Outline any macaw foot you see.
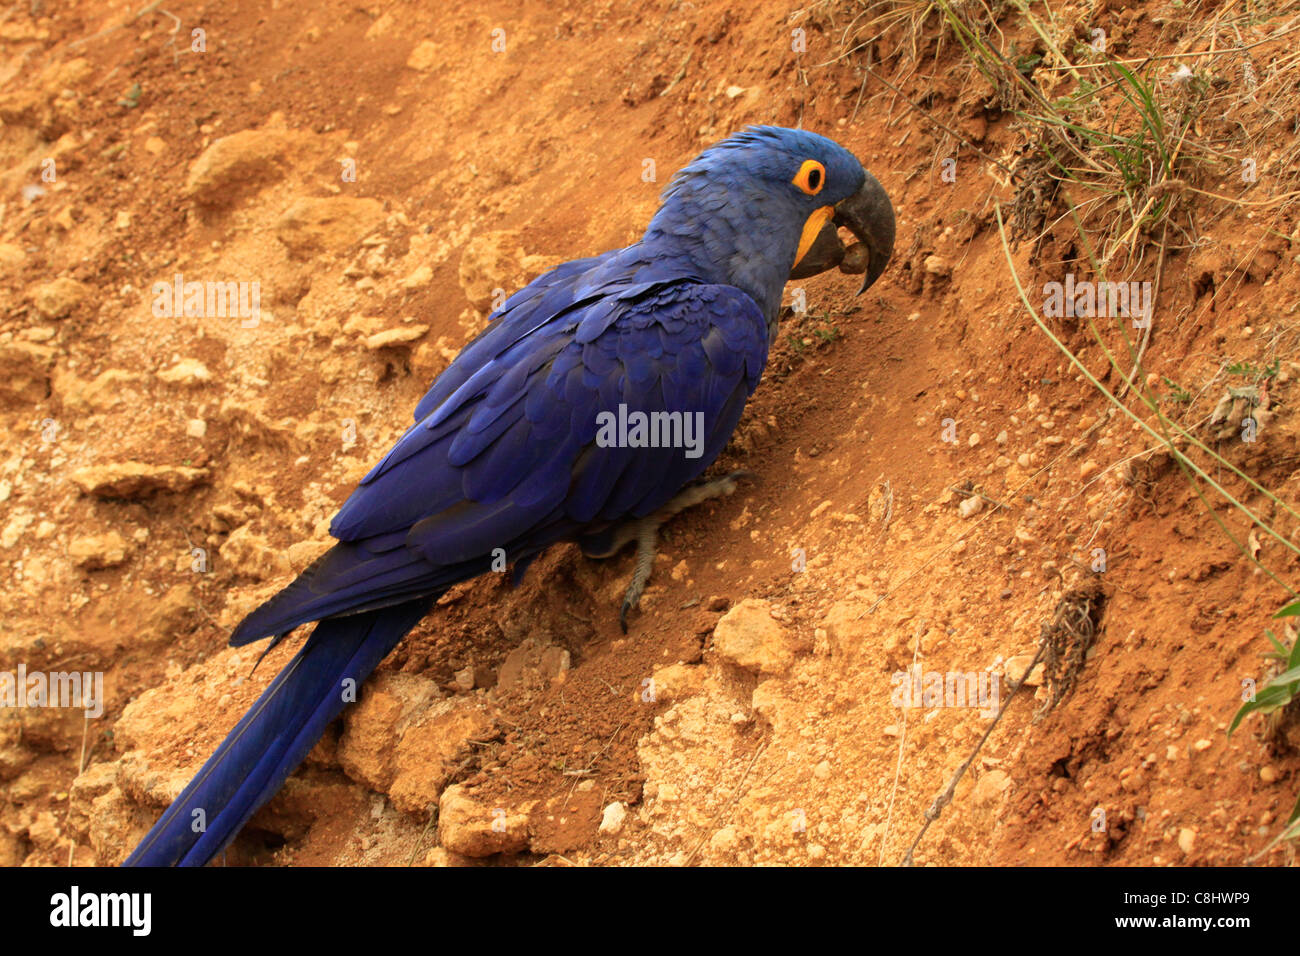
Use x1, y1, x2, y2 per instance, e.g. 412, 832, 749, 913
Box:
582, 470, 755, 632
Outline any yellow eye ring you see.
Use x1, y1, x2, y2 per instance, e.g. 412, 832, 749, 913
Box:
792, 159, 826, 196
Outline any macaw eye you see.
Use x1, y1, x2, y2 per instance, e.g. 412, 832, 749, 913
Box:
792, 159, 826, 196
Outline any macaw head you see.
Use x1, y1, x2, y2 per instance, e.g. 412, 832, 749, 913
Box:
644, 126, 895, 323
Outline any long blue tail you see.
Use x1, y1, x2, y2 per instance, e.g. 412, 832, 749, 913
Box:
124, 597, 434, 866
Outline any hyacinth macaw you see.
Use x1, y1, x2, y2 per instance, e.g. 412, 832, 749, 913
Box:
125, 125, 894, 866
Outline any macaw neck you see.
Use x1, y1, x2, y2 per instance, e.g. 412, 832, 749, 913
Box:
641, 191, 799, 336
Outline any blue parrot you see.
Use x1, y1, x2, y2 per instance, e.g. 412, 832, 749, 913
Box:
124, 125, 894, 866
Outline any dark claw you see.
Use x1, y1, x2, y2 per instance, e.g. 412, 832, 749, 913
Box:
619, 600, 631, 633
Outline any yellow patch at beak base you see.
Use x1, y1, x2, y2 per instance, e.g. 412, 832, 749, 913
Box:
792, 205, 835, 271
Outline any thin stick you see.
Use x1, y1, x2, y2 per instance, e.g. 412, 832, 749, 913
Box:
899, 639, 1047, 866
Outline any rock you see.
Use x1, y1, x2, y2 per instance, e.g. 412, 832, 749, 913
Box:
1178, 827, 1196, 855
67, 762, 117, 838
1, 21, 50, 41
28, 277, 90, 320
971, 769, 1010, 806
958, 495, 983, 518
458, 230, 524, 312
184, 129, 303, 205
0, 341, 56, 405
924, 255, 952, 277
712, 598, 802, 675
365, 324, 429, 350
275, 197, 386, 259
520, 253, 563, 279
399, 264, 433, 289
69, 462, 209, 499
157, 358, 211, 385
145, 584, 198, 642
54, 368, 143, 412
497, 639, 570, 691
336, 678, 415, 790
388, 697, 495, 813
750, 679, 796, 733
0, 85, 47, 131
645, 663, 704, 705
820, 602, 872, 659
406, 40, 441, 71
599, 801, 627, 835
1005, 654, 1043, 687
334, 671, 446, 794
438, 784, 531, 857
286, 539, 332, 572
28, 811, 61, 850
0, 714, 36, 781
68, 532, 129, 570
8, 684, 86, 751
0, 243, 25, 276
86, 788, 151, 866
343, 313, 385, 337
710, 825, 738, 851
1, 511, 34, 549
218, 525, 290, 581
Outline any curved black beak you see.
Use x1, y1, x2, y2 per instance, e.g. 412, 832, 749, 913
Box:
833, 170, 895, 295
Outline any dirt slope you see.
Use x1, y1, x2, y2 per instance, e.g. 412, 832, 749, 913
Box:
1, 0, 1298, 866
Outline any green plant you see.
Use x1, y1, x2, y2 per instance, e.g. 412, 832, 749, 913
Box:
1226, 359, 1280, 380
1228, 606, 1300, 739
1229, 600, 1300, 845
1161, 377, 1192, 403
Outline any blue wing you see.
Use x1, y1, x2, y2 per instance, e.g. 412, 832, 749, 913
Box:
231, 277, 767, 645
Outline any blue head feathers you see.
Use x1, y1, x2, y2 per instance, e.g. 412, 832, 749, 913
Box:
642, 126, 872, 318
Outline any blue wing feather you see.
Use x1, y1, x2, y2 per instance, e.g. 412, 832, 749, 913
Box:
255, 264, 767, 652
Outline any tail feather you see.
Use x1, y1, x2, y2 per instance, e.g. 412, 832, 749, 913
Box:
227, 541, 478, 648
124, 597, 435, 867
